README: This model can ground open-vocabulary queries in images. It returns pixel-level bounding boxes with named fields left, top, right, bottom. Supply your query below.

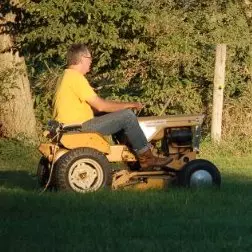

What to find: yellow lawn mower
left=37, top=114, right=221, bottom=193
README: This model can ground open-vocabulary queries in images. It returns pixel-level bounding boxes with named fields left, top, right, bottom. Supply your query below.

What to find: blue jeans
left=81, top=109, right=149, bottom=154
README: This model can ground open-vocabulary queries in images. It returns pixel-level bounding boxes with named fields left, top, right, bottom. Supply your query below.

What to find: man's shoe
left=137, top=149, right=173, bottom=171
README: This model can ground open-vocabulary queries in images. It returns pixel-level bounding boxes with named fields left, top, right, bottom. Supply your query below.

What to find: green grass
left=1, top=139, right=252, bottom=251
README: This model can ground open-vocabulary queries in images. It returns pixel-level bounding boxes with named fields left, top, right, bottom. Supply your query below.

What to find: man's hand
left=129, top=102, right=144, bottom=110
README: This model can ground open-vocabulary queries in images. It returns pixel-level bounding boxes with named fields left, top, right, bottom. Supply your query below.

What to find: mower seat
left=47, top=120, right=82, bottom=131
left=46, top=120, right=82, bottom=139
left=62, top=123, right=82, bottom=131
left=47, top=120, right=113, bottom=145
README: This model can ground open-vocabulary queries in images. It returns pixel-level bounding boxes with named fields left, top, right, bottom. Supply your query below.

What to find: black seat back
left=46, top=120, right=82, bottom=141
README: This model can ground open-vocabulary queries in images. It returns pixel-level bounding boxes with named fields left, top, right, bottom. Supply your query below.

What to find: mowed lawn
left=0, top=139, right=252, bottom=251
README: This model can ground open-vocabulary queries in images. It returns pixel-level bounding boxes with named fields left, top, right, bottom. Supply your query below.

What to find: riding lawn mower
left=37, top=114, right=221, bottom=193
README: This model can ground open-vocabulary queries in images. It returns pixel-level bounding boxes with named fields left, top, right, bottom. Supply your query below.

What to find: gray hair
left=66, top=44, right=90, bottom=65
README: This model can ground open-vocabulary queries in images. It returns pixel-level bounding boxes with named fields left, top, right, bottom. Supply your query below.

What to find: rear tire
left=37, top=157, right=50, bottom=188
left=177, top=159, right=221, bottom=188
left=55, top=147, right=111, bottom=193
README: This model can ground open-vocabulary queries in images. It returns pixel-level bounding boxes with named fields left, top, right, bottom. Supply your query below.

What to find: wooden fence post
left=211, top=44, right=227, bottom=143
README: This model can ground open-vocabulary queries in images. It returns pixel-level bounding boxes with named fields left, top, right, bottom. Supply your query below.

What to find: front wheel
left=177, top=159, right=221, bottom=188
left=55, top=147, right=112, bottom=193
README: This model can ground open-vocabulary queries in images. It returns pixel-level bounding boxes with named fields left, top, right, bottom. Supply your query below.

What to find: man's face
left=80, top=52, right=92, bottom=74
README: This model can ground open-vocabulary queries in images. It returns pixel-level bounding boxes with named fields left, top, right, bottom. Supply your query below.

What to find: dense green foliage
left=2, top=0, right=252, bottom=136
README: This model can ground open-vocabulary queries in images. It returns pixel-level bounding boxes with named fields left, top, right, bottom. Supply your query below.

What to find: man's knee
left=121, top=109, right=137, bottom=120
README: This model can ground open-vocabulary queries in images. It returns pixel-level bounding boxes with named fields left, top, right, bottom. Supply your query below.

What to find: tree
left=240, top=0, right=252, bottom=88
left=0, top=1, right=37, bottom=141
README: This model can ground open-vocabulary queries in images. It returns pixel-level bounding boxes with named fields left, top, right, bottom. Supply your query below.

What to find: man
left=53, top=43, right=173, bottom=170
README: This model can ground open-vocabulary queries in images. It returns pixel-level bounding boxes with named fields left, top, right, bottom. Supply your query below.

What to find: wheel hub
left=190, top=170, right=213, bottom=187
left=68, top=158, right=103, bottom=192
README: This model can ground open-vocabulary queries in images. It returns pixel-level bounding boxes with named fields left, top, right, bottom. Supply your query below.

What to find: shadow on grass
left=0, top=168, right=252, bottom=194
left=0, top=170, right=37, bottom=191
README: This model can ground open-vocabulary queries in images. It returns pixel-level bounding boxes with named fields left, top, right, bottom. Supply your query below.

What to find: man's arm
left=86, top=96, right=143, bottom=113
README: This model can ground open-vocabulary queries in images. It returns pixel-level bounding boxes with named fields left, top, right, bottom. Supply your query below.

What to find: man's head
left=66, top=43, right=92, bottom=74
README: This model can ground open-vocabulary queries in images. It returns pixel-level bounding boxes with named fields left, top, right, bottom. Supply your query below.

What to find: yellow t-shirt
left=53, top=69, right=97, bottom=124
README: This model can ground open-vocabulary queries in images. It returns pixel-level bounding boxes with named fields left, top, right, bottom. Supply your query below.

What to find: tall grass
left=222, top=88, right=252, bottom=140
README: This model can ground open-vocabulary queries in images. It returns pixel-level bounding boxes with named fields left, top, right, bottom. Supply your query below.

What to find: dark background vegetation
left=2, top=0, right=251, bottom=141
